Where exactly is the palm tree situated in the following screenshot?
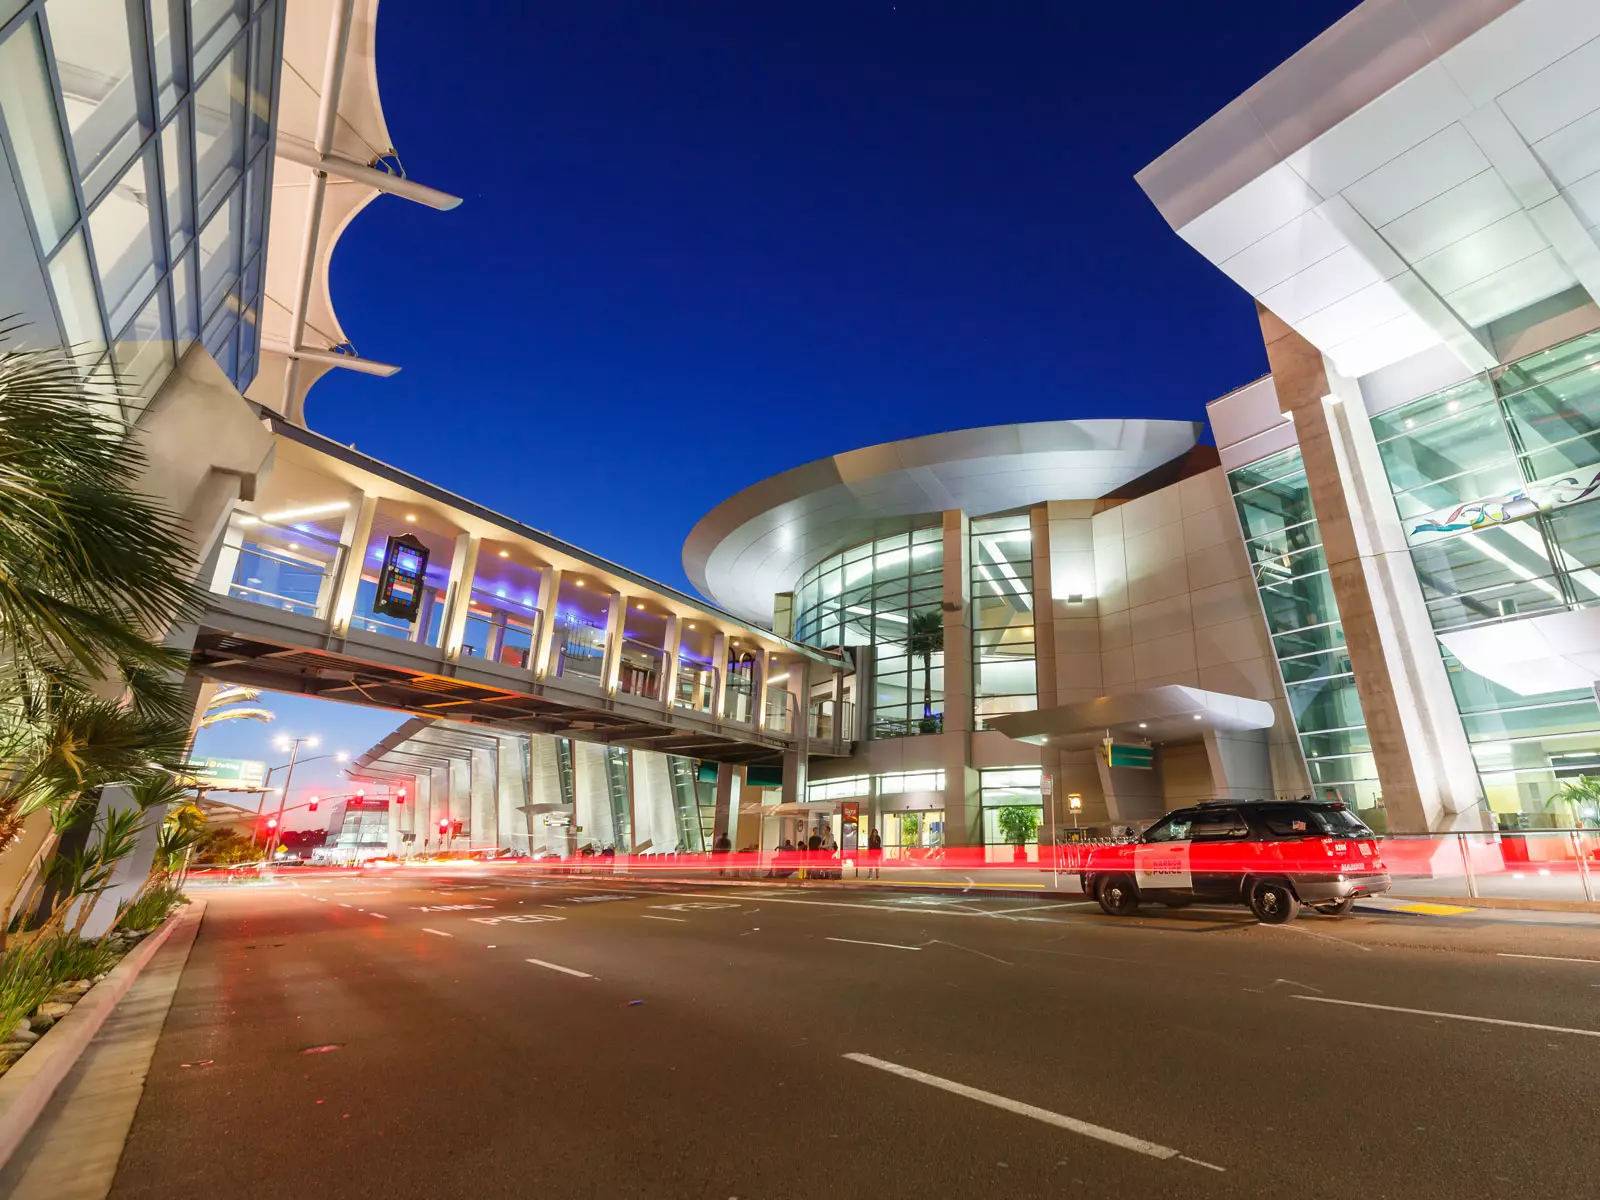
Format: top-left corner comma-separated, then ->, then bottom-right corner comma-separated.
905,609 -> 944,734
0,334 -> 203,695
196,686 -> 274,731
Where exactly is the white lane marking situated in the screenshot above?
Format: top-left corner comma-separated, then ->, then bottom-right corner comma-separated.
1292,995 -> 1600,1038
986,901 -> 1097,916
421,928 -> 453,938
338,903 -> 353,908
826,937 -> 921,951
371,913 -> 388,919
843,1054 -> 1216,1168
1499,952 -> 1600,965
673,892 -> 1044,921
641,914 -> 686,923
1260,923 -> 1371,952
525,958 -> 595,979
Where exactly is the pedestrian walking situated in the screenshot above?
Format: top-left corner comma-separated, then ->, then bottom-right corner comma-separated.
868,827 -> 882,879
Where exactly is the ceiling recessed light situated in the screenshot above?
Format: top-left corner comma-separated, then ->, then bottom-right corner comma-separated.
1138,722 -> 1147,728
635,604 -> 646,611
687,623 -> 696,629
288,542 -> 300,550
498,550 -> 509,558
404,513 -> 417,523
1192,714 -> 1202,720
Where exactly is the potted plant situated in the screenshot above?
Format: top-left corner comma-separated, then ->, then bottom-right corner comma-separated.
997,805 -> 1040,862
906,610 -> 943,734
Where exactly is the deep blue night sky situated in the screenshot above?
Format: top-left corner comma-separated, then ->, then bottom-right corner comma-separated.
203,2 -> 1366,787
309,0 -> 1360,593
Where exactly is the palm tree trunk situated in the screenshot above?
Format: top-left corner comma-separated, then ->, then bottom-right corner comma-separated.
921,653 -> 932,718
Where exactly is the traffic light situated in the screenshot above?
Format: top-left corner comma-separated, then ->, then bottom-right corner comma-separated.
356,789 -> 365,798
451,819 -> 463,837
308,796 -> 319,812
266,817 -> 278,830
395,788 -> 407,804
439,817 -> 450,833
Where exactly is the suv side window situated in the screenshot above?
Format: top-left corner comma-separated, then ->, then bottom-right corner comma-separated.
1144,814 -> 1195,843
1189,809 -> 1249,840
1256,805 -> 1315,838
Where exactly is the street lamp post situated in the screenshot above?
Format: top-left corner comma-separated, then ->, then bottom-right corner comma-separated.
263,735 -> 316,860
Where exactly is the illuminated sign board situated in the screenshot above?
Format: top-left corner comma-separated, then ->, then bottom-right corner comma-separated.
374,534 -> 430,621
186,758 -> 268,790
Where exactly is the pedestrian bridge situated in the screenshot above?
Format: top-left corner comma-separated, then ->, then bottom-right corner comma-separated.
188,417 -> 857,769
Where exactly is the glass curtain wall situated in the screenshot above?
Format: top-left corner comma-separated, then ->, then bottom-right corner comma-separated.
1372,328 -> 1600,827
792,527 -> 943,739
0,0 -> 281,420
1227,449 -> 1385,828
970,515 -> 1037,729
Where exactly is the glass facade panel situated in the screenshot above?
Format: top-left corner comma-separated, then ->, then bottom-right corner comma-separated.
47,0 -> 149,197
0,18 -> 78,251
793,527 -> 943,739
190,0 -> 246,79
160,105 -> 193,258
1370,327 -> 1600,826
197,184 -> 239,319
980,766 -> 1042,861
111,283 -> 172,419
1229,447 -> 1383,828
150,0 -> 188,116
972,515 -> 1035,728
46,229 -> 107,359
193,40 -> 245,218
87,144 -> 163,332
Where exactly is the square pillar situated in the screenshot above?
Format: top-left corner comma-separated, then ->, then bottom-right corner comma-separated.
940,510 -> 980,847
711,631 -> 729,720
330,494 -> 378,634
602,591 -> 626,694
532,567 -> 562,678
660,615 -> 682,712
442,533 -> 482,662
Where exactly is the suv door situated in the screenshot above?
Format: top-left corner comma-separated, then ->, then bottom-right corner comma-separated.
1133,810 -> 1195,896
1186,807 -> 1252,900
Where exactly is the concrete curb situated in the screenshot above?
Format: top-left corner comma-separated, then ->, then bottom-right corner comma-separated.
1388,892 -> 1600,914
0,898 -> 205,1171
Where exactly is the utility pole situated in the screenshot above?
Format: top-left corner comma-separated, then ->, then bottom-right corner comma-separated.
264,735 -> 318,860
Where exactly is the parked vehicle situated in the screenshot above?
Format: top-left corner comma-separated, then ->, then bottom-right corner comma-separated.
1080,800 -> 1389,923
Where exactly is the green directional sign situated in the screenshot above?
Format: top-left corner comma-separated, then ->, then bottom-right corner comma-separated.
1101,741 -> 1154,770
186,757 -> 268,790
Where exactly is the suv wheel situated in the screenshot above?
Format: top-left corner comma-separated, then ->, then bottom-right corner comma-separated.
1249,880 -> 1300,924
1314,897 -> 1356,917
1097,874 -> 1140,916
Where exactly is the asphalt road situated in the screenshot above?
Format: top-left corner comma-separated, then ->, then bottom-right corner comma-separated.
104,868 -> 1600,1200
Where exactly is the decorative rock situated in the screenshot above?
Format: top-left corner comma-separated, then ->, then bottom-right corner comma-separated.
5,1029 -> 39,1045
89,974 -> 105,984
29,1014 -> 54,1034
0,1045 -> 27,1066
35,1001 -> 74,1021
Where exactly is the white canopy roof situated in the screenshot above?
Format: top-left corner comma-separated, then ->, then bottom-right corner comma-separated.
1138,0 -> 1600,380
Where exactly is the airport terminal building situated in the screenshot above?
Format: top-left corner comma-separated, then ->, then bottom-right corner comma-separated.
4,0 -> 1600,868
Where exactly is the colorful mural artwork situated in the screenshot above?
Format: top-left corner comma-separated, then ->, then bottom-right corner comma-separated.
1409,467 -> 1600,541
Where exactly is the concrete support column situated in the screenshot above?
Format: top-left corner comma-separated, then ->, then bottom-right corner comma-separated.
713,762 -> 741,843
470,746 -> 498,849
602,591 -> 626,694
1261,309 -> 1484,832
748,652 -> 765,729
711,631 -> 729,721
447,756 -> 471,846
1204,729 -> 1273,801
412,586 -> 437,645
532,567 -> 562,679
330,495 -> 378,635
1097,752 -> 1167,829
442,533 -> 482,662
486,609 -> 508,663
940,510 -> 981,847
660,615 -> 682,711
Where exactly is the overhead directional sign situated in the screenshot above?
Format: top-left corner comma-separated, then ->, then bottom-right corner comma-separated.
1101,740 -> 1154,770
186,757 -> 268,790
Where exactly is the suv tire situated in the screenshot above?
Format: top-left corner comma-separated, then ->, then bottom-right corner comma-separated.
1249,880 -> 1300,924
1097,874 -> 1140,916
1314,897 -> 1356,917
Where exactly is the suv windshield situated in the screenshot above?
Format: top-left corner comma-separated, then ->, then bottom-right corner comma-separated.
1257,803 -> 1376,839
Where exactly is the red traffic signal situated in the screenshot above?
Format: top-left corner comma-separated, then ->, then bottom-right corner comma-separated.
439,817 -> 450,832
266,817 -> 278,830
452,819 -> 463,837
398,788 -> 407,801
356,789 -> 365,798
308,796 -> 319,812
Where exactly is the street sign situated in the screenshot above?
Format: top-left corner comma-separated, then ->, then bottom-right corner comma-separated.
1101,740 -> 1154,770
841,801 -> 859,854
186,757 -> 267,789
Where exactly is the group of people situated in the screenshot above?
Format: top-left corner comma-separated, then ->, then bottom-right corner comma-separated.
705,825 -> 890,881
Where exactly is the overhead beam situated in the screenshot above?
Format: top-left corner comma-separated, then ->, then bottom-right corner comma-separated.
261,339 -> 400,377
276,136 -> 463,211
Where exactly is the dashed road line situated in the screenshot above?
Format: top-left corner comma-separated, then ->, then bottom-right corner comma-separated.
843,1053 -> 1222,1170
826,937 -> 921,951
421,928 -> 453,938
641,914 -> 686,923
1498,952 -> 1600,965
526,958 -> 595,979
1292,995 -> 1600,1038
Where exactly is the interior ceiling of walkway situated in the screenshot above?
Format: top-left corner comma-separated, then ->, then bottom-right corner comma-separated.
684,420 -> 1202,625
248,0 -> 458,422
189,629 -> 797,767
1138,0 -> 1600,381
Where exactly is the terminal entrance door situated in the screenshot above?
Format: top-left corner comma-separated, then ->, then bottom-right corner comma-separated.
883,810 -> 944,861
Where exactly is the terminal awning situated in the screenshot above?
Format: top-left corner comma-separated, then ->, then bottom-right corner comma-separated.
986,685 -> 1275,748
1439,610 -> 1600,697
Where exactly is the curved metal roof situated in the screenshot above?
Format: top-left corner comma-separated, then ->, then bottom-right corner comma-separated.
684,419 -> 1202,624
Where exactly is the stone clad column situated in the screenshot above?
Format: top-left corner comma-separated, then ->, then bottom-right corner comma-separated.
940,510 -> 980,847
1259,307 -> 1483,832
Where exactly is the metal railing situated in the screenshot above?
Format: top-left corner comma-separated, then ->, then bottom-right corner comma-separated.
553,620 -> 606,685
1380,829 -> 1597,903
674,662 -> 718,714
460,593 -> 542,671
617,638 -> 666,700
211,510 -> 342,619
763,688 -> 801,737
